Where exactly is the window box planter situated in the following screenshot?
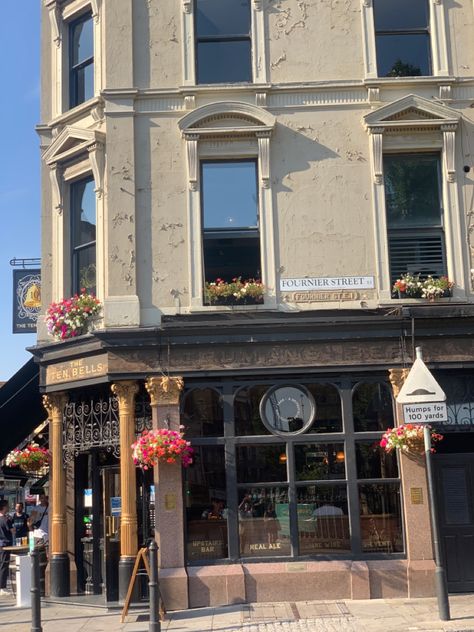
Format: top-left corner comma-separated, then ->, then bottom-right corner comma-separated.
204,278 -> 264,307
46,291 -> 102,341
392,274 -> 454,301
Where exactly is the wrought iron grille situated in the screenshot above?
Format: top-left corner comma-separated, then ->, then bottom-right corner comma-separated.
62,392 -> 153,463
63,396 -> 120,464
438,374 -> 474,430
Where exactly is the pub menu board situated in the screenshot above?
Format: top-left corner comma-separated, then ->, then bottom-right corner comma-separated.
12,268 -> 41,333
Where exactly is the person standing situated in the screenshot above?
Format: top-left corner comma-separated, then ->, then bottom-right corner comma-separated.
11,502 -> 29,541
0,500 -> 13,595
30,494 -> 49,545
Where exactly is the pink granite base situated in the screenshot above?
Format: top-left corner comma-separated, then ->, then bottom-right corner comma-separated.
188,564 -> 246,608
407,560 -> 436,598
367,560 -> 408,598
350,561 -> 370,599
243,561 -> 352,602
160,567 -> 189,611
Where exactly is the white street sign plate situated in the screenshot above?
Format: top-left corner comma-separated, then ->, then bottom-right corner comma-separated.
403,402 -> 448,424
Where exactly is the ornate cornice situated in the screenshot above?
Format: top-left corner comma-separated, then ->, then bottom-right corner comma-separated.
145,376 -> 184,406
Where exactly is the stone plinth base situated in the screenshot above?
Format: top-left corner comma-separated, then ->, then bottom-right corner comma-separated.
407,560 -> 436,597
160,567 -> 189,610
188,564 -> 246,608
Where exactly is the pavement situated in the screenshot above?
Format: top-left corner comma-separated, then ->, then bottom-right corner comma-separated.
0,593 -> 473,632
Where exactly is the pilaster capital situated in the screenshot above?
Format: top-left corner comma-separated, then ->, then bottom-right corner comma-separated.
388,368 -> 409,399
111,381 -> 139,410
146,376 -> 184,406
43,392 -> 68,419
183,0 -> 193,13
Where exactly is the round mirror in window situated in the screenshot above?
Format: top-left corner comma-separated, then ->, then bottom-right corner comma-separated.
259,385 -> 316,436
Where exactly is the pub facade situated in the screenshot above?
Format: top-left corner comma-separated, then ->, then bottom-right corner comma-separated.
34,0 -> 474,607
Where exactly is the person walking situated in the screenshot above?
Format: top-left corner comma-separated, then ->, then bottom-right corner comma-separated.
11,502 -> 29,541
0,500 -> 13,595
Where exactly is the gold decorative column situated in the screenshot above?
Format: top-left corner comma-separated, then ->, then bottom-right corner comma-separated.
111,380 -> 139,602
388,368 -> 435,597
43,392 -> 69,597
145,376 -> 188,610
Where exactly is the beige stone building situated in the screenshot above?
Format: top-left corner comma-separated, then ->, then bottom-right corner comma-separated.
34,0 -> 474,608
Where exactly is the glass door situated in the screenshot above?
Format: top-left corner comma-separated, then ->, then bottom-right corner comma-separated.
101,467 -> 121,602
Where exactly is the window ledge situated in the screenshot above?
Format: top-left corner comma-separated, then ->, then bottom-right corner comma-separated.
379,297 -> 468,307
188,303 -> 277,313
364,76 -> 455,87
49,96 -> 103,129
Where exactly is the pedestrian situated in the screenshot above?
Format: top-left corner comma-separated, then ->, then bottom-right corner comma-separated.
11,502 -> 29,542
30,494 -> 49,546
0,499 -> 13,595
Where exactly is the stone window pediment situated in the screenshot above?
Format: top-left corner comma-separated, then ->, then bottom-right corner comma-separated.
364,94 -> 460,131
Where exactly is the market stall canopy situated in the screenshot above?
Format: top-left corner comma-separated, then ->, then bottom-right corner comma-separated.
0,358 -> 46,461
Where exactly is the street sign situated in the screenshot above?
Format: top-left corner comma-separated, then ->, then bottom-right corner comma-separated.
396,348 -> 446,404
403,402 -> 448,424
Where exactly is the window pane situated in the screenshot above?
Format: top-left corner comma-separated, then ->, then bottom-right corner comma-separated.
202,162 -> 258,229
295,444 -> 346,481
359,483 -> 404,553
385,155 -> 441,228
376,34 -> 431,77
238,487 -> 290,557
185,446 -> 228,561
182,389 -> 224,437
353,382 -> 394,432
356,441 -> 399,479
72,179 -> 96,247
74,246 -> 96,295
260,385 -> 315,434
297,485 -> 350,554
305,383 -> 343,433
71,16 -> 94,65
203,234 -> 260,284
197,40 -> 252,84
388,233 -> 447,281
374,0 -> 428,31
72,62 -> 94,106
235,386 -> 271,436
196,0 -> 250,36
236,445 -> 287,483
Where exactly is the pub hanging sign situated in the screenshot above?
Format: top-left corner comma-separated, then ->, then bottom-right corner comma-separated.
12,269 -> 41,334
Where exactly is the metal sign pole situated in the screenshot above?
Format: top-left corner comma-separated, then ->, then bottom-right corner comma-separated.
423,425 -> 450,621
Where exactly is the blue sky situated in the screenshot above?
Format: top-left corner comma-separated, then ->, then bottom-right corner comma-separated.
0,4 -> 41,380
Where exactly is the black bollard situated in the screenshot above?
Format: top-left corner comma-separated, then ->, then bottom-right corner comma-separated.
148,540 -> 160,632
31,550 -> 43,632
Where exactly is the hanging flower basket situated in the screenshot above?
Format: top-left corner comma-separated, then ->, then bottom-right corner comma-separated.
204,278 -> 265,306
392,274 -> 454,301
5,443 -> 50,473
46,290 -> 102,341
380,424 -> 443,455
131,428 -> 194,470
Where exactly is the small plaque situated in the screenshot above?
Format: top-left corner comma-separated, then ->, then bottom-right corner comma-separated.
164,493 -> 177,510
410,487 -> 424,505
286,562 -> 307,572
284,291 -> 359,303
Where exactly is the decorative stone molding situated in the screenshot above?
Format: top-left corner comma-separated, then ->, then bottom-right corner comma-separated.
183,0 -> 192,13
257,132 -> 271,188
362,0 -> 372,6
442,124 -> 457,182
145,376 -> 184,407
369,130 -> 384,185
49,163 -> 64,214
253,0 -> 263,10
45,0 -> 62,47
90,0 -> 101,21
184,94 -> 196,110
256,92 -> 267,107
388,368 -> 409,399
185,134 -> 199,191
439,85 -> 452,101
367,87 -> 380,103
88,142 -> 105,197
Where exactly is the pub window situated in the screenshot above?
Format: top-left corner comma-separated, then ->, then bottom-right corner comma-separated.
69,12 -> 94,108
353,382 -> 394,432
71,177 -> 96,295
384,153 -> 447,285
182,388 -> 224,437
201,160 -> 261,299
373,0 -> 431,77
184,378 -> 405,564
195,0 -> 252,84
